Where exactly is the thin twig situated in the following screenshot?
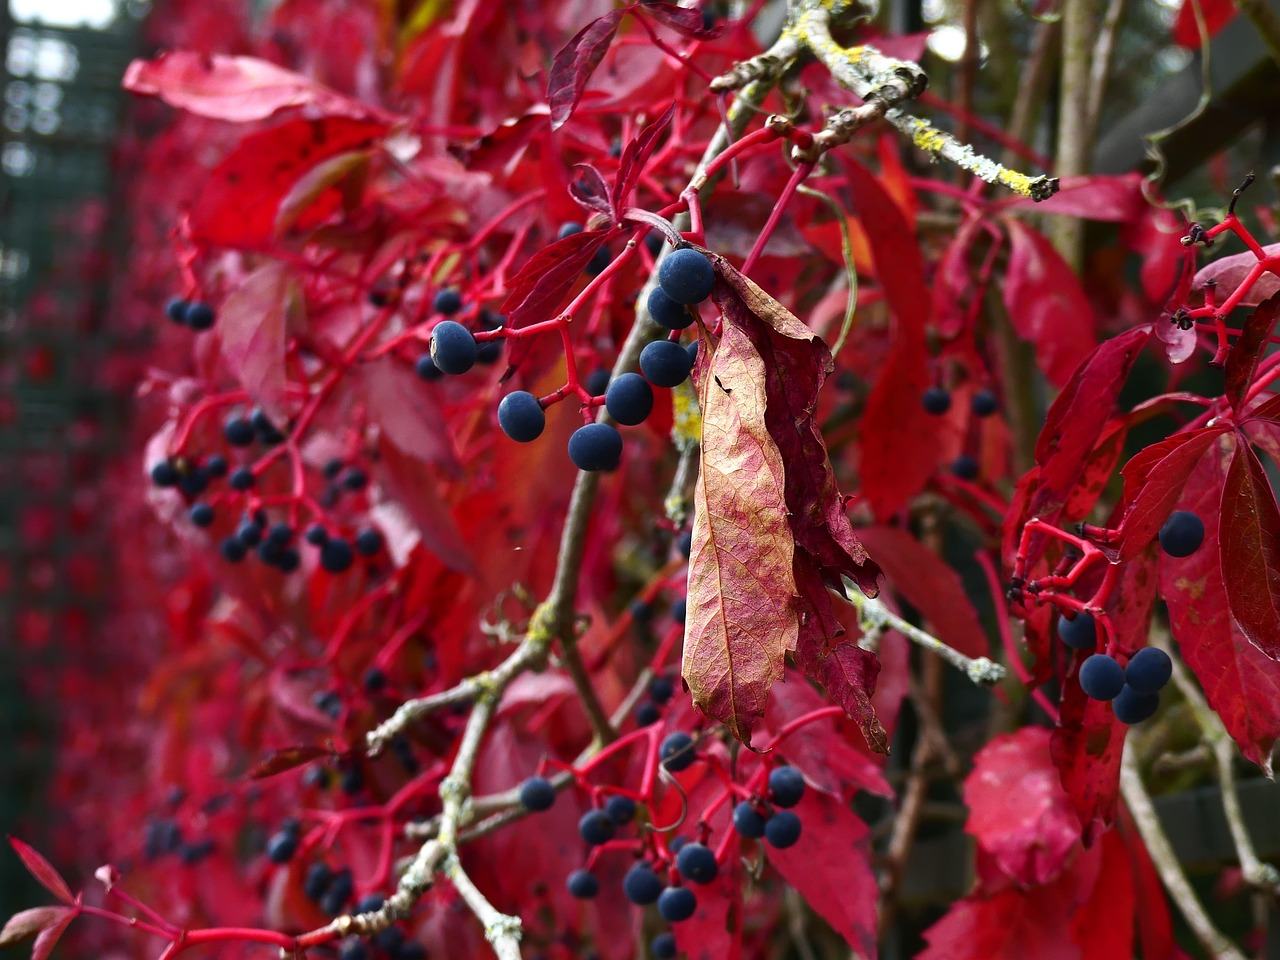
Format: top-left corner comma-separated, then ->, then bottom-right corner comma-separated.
1049,0 -> 1100,269
1119,740 -> 1249,960
1084,0 -> 1129,142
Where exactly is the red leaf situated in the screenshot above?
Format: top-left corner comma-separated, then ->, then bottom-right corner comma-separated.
1116,426 -> 1230,561
1061,418 -> 1127,524
1003,218 -> 1096,387
247,745 -> 331,779
1000,174 -> 1145,222
374,438 -> 473,573
791,618 -> 887,756
843,158 -> 939,519
30,910 -> 74,960
1225,293 -> 1280,412
641,1 -> 725,37
1193,244 -> 1280,308
1024,327 -> 1150,564
218,262 -> 294,423
857,526 -> 987,659
1220,440 -> 1280,661
965,728 -> 1080,887
500,230 -> 608,373
1070,831 -> 1137,960
766,790 -> 877,957
359,356 -> 456,467
122,52 -> 385,122
0,908 -> 71,948
1050,667 -> 1126,843
1162,437 -> 1280,771
612,102 -> 674,209
1172,0 -> 1238,47
567,163 -> 615,222
684,322 -> 798,742
7,839 -> 74,906
548,10 -> 624,130
190,117 -> 388,250
672,857 -> 742,960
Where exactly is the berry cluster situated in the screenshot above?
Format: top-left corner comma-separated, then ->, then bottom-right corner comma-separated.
165,296 -> 217,331
731,766 -> 805,849
494,248 -> 714,472
1078,647 -> 1173,724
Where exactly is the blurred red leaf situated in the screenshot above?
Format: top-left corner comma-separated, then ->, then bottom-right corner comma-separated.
1172,0 -> 1238,47
1051,666 -> 1126,844
7,840 -> 74,906
374,438 -> 473,573
766,790 -> 877,957
219,262 -> 294,423
613,102 -> 674,209
1220,440 -> 1280,661
247,745 -> 331,779
1002,218 -> 1096,387
1070,831 -> 1137,959
844,158 -> 938,519
641,1 -> 724,38
190,117 -> 388,250
1193,245 -> 1280,307
1061,419 -> 1128,524
0,908 -> 71,948
29,909 -> 75,960
1225,294 -> 1280,412
548,10 -> 624,130
1116,426 -> 1230,561
857,525 -> 987,659
122,52 -> 387,122
1161,438 -> 1280,771
1001,175 -> 1145,222
567,163 -> 615,222
965,728 -> 1080,887
684,322 -> 797,742
359,356 -> 457,467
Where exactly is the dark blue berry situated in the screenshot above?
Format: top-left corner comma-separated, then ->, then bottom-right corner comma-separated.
1057,613 -> 1096,651
733,801 -> 767,839
189,503 -> 215,528
342,468 -> 368,491
557,221 -> 584,239
303,766 -> 332,790
640,340 -> 693,388
585,368 -> 611,396
338,939 -> 366,960
475,338 -> 503,364
651,933 -> 677,959
322,458 -> 344,479
971,389 -> 999,417
578,809 -> 615,846
229,467 -> 255,490
363,667 -> 386,693
237,520 -> 264,547
950,454 -> 979,480
267,523 -> 293,547
1125,647 -> 1172,695
660,732 -> 696,772
1159,510 -> 1204,558
657,885 -> 697,922
686,339 -> 698,367
205,454 -> 228,478
184,301 -> 216,331
585,246 -> 613,276
675,842 -> 717,884
519,776 -> 556,812
433,289 -> 464,316
648,675 -> 674,704
677,529 -> 692,559
768,766 -> 806,807
668,836 -> 689,854
303,862 -> 333,900
396,944 -> 426,960
647,286 -> 693,330
165,297 -> 189,323
151,462 -> 180,487
658,249 -> 715,305
630,599 -> 653,622
568,423 -> 623,472
353,892 -> 384,914
605,373 -> 654,425
305,524 -> 328,546
375,928 -> 404,953
221,537 -> 247,562
567,869 -> 599,899
320,538 -> 354,573
604,794 -> 637,825
179,469 -> 211,496
431,321 -> 477,374
265,831 -> 297,864
498,391 -> 546,442
355,528 -> 383,556
340,764 -> 363,795
645,232 -> 665,256
623,863 -> 663,904
635,701 -> 661,727
180,838 -> 215,864
764,810 -> 802,848
328,867 -> 354,902
415,354 -> 443,381
922,386 -> 952,415
671,598 -> 686,623
314,690 -> 342,718
1080,654 -> 1126,701
1113,685 -> 1160,724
